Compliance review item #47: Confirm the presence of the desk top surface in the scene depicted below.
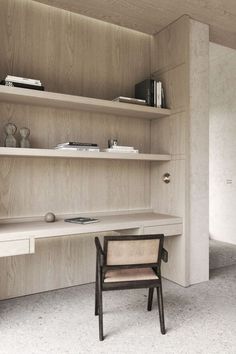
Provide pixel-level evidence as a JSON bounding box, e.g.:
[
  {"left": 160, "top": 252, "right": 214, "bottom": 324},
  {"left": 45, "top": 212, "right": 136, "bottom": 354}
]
[{"left": 0, "top": 212, "right": 182, "bottom": 241}]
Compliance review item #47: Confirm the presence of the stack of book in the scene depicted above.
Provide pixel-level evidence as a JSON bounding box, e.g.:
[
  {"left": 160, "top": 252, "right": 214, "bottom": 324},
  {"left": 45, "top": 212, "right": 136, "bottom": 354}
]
[
  {"left": 0, "top": 75, "right": 44, "bottom": 91},
  {"left": 104, "top": 145, "right": 139, "bottom": 154},
  {"left": 112, "top": 96, "right": 146, "bottom": 105},
  {"left": 135, "top": 79, "right": 165, "bottom": 108},
  {"left": 55, "top": 142, "right": 100, "bottom": 152}
]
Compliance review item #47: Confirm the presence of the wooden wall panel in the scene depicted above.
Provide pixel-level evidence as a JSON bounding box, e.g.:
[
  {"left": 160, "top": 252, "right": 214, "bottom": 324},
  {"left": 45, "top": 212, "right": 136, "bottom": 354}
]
[
  {"left": 33, "top": 0, "right": 236, "bottom": 51},
  {"left": 151, "top": 112, "right": 186, "bottom": 156},
  {"left": 0, "top": 102, "right": 151, "bottom": 218},
  {"left": 0, "top": 233, "right": 106, "bottom": 300},
  {"left": 151, "top": 16, "right": 189, "bottom": 74},
  {"left": 0, "top": 0, "right": 150, "bottom": 100},
  {"left": 0, "top": 0, "right": 153, "bottom": 298},
  {"left": 150, "top": 16, "right": 209, "bottom": 286},
  {"left": 0, "top": 157, "right": 150, "bottom": 218},
  {"left": 150, "top": 16, "right": 189, "bottom": 286},
  {"left": 0, "top": 104, "right": 151, "bottom": 152}
]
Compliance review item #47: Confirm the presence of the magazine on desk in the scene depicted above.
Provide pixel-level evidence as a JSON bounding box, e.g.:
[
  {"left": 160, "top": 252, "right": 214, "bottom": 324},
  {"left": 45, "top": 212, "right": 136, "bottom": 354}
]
[{"left": 64, "top": 217, "right": 100, "bottom": 224}]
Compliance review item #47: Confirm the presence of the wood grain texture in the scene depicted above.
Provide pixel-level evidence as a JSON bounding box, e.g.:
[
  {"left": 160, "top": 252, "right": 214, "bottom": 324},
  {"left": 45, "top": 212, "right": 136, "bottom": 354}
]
[
  {"left": 0, "top": 232, "right": 102, "bottom": 300},
  {"left": 150, "top": 17, "right": 189, "bottom": 286},
  {"left": 0, "top": 86, "right": 171, "bottom": 120},
  {"left": 0, "top": 148, "right": 171, "bottom": 161},
  {"left": 0, "top": 239, "right": 32, "bottom": 257},
  {"left": 0, "top": 104, "right": 151, "bottom": 152},
  {"left": 0, "top": 212, "right": 182, "bottom": 241},
  {"left": 150, "top": 16, "right": 209, "bottom": 286},
  {"left": 151, "top": 111, "right": 186, "bottom": 156},
  {"left": 33, "top": 0, "right": 236, "bottom": 49},
  {"left": 0, "top": 0, "right": 151, "bottom": 99},
  {"left": 0, "top": 157, "right": 151, "bottom": 218},
  {"left": 0, "top": 0, "right": 155, "bottom": 299}
]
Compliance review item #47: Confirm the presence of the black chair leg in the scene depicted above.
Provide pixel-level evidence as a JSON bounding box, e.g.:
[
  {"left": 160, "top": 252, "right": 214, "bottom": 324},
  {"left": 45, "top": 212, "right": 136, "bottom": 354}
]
[
  {"left": 95, "top": 282, "right": 98, "bottom": 316},
  {"left": 95, "top": 260, "right": 99, "bottom": 316},
  {"left": 147, "top": 288, "right": 154, "bottom": 311},
  {"left": 98, "top": 287, "right": 104, "bottom": 341},
  {"left": 157, "top": 286, "right": 166, "bottom": 335}
]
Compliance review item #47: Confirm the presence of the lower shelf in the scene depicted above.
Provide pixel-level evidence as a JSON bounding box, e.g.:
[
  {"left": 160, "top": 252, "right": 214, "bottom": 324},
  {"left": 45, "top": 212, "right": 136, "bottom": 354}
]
[{"left": 0, "top": 147, "right": 171, "bottom": 161}]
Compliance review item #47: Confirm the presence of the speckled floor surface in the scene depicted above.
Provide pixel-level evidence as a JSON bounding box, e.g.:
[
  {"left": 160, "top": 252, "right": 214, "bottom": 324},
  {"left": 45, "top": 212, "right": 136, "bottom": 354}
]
[
  {"left": 0, "top": 264, "right": 236, "bottom": 354},
  {"left": 210, "top": 239, "right": 236, "bottom": 269}
]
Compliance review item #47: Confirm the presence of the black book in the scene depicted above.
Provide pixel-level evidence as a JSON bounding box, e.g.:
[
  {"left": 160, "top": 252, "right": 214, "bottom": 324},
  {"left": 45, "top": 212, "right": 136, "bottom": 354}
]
[
  {"left": 0, "top": 80, "right": 44, "bottom": 91},
  {"left": 57, "top": 142, "right": 98, "bottom": 147},
  {"left": 135, "top": 79, "right": 155, "bottom": 107}
]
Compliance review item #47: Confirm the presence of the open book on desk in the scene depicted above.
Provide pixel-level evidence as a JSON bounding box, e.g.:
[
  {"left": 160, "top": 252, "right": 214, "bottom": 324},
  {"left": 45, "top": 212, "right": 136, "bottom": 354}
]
[{"left": 64, "top": 217, "right": 100, "bottom": 224}]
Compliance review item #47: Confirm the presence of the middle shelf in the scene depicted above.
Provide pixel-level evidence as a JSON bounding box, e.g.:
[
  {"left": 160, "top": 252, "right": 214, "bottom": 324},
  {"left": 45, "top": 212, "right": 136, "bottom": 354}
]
[{"left": 0, "top": 147, "right": 171, "bottom": 161}]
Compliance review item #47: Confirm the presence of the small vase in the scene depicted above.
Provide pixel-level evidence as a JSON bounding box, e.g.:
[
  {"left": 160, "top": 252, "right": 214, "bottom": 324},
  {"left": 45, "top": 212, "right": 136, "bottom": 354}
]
[
  {"left": 4, "top": 122, "right": 17, "bottom": 147},
  {"left": 20, "top": 127, "right": 30, "bottom": 148}
]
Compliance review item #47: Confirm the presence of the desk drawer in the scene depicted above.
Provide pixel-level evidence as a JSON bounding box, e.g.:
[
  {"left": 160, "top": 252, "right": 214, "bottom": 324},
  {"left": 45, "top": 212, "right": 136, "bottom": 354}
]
[
  {"left": 0, "top": 239, "right": 34, "bottom": 257},
  {"left": 143, "top": 224, "right": 182, "bottom": 237}
]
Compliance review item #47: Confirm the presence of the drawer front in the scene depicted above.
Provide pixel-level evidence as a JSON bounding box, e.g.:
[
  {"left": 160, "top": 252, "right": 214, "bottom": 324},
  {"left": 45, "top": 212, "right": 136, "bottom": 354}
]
[
  {"left": 143, "top": 224, "right": 182, "bottom": 237},
  {"left": 0, "top": 239, "right": 33, "bottom": 257}
]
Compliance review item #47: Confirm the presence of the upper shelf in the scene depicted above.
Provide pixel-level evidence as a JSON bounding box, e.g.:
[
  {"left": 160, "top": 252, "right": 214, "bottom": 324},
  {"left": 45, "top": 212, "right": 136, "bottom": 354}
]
[
  {"left": 0, "top": 147, "right": 171, "bottom": 161},
  {"left": 0, "top": 86, "right": 171, "bottom": 120}
]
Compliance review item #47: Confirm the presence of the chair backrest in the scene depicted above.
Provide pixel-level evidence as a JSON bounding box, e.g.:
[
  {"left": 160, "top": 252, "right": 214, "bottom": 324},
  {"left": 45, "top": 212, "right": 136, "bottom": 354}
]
[{"left": 104, "top": 234, "right": 164, "bottom": 267}]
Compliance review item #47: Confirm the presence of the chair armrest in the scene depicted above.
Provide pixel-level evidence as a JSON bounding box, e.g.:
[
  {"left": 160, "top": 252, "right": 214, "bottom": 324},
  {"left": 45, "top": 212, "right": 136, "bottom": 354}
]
[
  {"left": 95, "top": 237, "right": 104, "bottom": 265},
  {"left": 161, "top": 248, "right": 168, "bottom": 263}
]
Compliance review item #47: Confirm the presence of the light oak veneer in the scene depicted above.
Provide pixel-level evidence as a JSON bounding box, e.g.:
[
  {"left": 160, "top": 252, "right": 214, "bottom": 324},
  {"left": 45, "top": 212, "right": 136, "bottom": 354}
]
[{"left": 0, "top": 86, "right": 171, "bottom": 120}]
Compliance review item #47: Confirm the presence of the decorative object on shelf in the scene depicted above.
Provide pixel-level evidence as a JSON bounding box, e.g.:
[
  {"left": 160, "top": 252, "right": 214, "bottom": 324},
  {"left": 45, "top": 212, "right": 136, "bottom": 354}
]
[
  {"left": 108, "top": 138, "right": 118, "bottom": 148},
  {"left": 162, "top": 173, "right": 171, "bottom": 184},
  {"left": 135, "top": 79, "right": 166, "bottom": 108},
  {"left": 65, "top": 217, "right": 99, "bottom": 224},
  {"left": 20, "top": 127, "right": 30, "bottom": 148},
  {"left": 112, "top": 96, "right": 146, "bottom": 105},
  {"left": 104, "top": 145, "right": 139, "bottom": 154},
  {"left": 0, "top": 75, "right": 44, "bottom": 91},
  {"left": 4, "top": 122, "right": 17, "bottom": 147},
  {"left": 55, "top": 141, "right": 99, "bottom": 151},
  {"left": 44, "top": 212, "right": 56, "bottom": 223}
]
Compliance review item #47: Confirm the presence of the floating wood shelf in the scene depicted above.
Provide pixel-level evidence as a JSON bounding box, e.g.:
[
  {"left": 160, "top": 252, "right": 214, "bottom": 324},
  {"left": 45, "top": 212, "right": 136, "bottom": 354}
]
[
  {"left": 0, "top": 147, "right": 171, "bottom": 161},
  {"left": 0, "top": 86, "right": 171, "bottom": 119}
]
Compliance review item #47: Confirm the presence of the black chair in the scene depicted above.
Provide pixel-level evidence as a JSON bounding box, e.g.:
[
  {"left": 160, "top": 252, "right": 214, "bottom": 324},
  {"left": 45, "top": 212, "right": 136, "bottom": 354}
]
[{"left": 95, "top": 234, "right": 168, "bottom": 341}]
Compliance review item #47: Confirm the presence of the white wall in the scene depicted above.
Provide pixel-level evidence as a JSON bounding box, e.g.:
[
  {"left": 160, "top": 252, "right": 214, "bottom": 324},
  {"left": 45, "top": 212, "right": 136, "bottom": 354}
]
[{"left": 209, "top": 43, "right": 236, "bottom": 245}]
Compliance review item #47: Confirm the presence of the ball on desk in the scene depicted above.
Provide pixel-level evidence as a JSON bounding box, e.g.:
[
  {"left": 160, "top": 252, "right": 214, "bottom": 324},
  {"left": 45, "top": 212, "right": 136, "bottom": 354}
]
[{"left": 44, "top": 212, "right": 56, "bottom": 223}]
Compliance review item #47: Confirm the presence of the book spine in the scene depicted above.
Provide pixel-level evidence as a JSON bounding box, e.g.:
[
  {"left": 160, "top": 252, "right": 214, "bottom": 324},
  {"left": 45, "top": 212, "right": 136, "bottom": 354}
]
[
  {"left": 154, "top": 80, "right": 157, "bottom": 107},
  {"left": 157, "top": 82, "right": 162, "bottom": 108},
  {"left": 150, "top": 80, "right": 155, "bottom": 107},
  {"left": 161, "top": 87, "right": 165, "bottom": 108},
  {"left": 146, "top": 86, "right": 151, "bottom": 106}
]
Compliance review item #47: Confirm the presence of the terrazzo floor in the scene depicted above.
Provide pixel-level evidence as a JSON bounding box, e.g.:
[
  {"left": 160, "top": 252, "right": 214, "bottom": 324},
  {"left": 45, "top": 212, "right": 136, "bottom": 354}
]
[
  {"left": 210, "top": 239, "right": 236, "bottom": 269},
  {"left": 0, "top": 263, "right": 236, "bottom": 354}
]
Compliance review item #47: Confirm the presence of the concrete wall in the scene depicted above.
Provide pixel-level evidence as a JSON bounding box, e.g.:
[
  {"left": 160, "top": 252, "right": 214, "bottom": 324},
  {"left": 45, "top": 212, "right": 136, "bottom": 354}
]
[{"left": 209, "top": 43, "right": 236, "bottom": 245}]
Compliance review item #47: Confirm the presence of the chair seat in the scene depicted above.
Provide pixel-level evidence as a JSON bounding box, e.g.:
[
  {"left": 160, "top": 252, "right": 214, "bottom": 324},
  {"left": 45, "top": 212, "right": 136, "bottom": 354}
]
[{"left": 104, "top": 268, "right": 158, "bottom": 283}]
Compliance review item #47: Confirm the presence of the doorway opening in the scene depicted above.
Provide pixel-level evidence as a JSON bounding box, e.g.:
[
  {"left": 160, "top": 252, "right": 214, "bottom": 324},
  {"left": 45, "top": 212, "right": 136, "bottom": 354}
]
[{"left": 209, "top": 42, "right": 236, "bottom": 272}]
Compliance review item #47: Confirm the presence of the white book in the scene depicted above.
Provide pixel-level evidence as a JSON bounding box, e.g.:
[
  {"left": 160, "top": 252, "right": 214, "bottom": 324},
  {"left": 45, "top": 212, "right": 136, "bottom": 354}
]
[
  {"left": 55, "top": 147, "right": 100, "bottom": 152},
  {"left": 104, "top": 148, "right": 139, "bottom": 153},
  {"left": 112, "top": 145, "right": 135, "bottom": 150},
  {"left": 6, "top": 75, "right": 42, "bottom": 86},
  {"left": 154, "top": 80, "right": 157, "bottom": 107},
  {"left": 113, "top": 96, "right": 146, "bottom": 105},
  {"left": 156, "top": 81, "right": 162, "bottom": 108}
]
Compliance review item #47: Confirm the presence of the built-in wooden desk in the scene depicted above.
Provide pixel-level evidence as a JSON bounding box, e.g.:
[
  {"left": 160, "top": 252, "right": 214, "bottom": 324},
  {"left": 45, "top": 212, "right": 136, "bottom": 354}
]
[{"left": 0, "top": 211, "right": 182, "bottom": 258}]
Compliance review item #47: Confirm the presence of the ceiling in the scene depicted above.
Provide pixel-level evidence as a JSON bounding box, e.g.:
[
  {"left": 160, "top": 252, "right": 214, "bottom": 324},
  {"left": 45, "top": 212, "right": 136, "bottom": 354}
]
[{"left": 34, "top": 0, "right": 236, "bottom": 49}]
